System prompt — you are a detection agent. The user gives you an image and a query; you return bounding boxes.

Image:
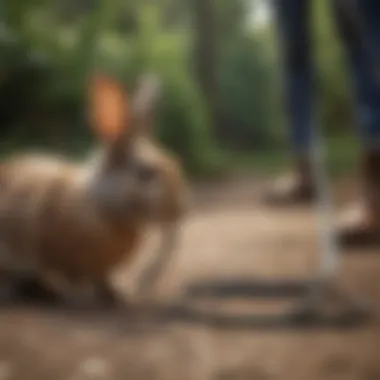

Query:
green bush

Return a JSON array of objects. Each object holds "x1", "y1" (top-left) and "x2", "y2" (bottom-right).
[
  {"x1": 0, "y1": 2, "x2": 226, "y2": 178},
  {"x1": 156, "y1": 67, "x2": 224, "y2": 177},
  {"x1": 217, "y1": 33, "x2": 282, "y2": 151},
  {"x1": 112, "y1": 4, "x2": 225, "y2": 177}
]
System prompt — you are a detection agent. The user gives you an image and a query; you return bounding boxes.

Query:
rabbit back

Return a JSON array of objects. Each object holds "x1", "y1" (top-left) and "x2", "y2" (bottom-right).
[{"x1": 0, "y1": 154, "x2": 142, "y2": 283}]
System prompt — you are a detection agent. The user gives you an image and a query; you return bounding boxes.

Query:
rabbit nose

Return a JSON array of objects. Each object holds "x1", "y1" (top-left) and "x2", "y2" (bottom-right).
[{"x1": 137, "y1": 165, "x2": 156, "y2": 182}]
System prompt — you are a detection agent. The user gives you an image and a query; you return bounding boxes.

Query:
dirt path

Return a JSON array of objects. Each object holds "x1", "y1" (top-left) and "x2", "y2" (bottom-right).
[{"x1": 0, "y1": 177, "x2": 379, "y2": 380}]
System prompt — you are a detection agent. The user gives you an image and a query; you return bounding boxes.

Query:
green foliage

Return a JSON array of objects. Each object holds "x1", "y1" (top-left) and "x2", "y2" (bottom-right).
[
  {"x1": 129, "y1": 4, "x2": 224, "y2": 176},
  {"x1": 214, "y1": 0, "x2": 251, "y2": 40},
  {"x1": 157, "y1": 68, "x2": 224, "y2": 177},
  {"x1": 0, "y1": 1, "x2": 224, "y2": 177},
  {"x1": 117, "y1": 4, "x2": 219, "y2": 176},
  {"x1": 217, "y1": 32, "x2": 283, "y2": 151},
  {"x1": 0, "y1": 0, "x2": 359, "y2": 179}
]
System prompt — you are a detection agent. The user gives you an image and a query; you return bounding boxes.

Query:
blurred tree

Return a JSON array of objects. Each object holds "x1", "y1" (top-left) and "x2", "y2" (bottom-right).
[
  {"x1": 187, "y1": 0, "x2": 262, "y2": 145},
  {"x1": 213, "y1": 0, "x2": 283, "y2": 150},
  {"x1": 189, "y1": 0, "x2": 220, "y2": 137},
  {"x1": 217, "y1": 32, "x2": 282, "y2": 151},
  {"x1": 0, "y1": 0, "x2": 297, "y2": 173},
  {"x1": 214, "y1": 0, "x2": 251, "y2": 41}
]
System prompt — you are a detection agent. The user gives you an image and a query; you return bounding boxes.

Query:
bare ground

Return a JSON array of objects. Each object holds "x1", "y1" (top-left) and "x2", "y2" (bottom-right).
[{"x1": 0, "y1": 176, "x2": 379, "y2": 380}]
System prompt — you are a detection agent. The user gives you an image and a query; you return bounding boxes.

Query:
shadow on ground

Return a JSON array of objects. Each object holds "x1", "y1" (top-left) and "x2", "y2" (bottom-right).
[{"x1": 0, "y1": 177, "x2": 379, "y2": 380}]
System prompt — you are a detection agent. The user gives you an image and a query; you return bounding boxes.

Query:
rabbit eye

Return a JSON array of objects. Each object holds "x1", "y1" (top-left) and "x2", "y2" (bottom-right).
[{"x1": 136, "y1": 164, "x2": 156, "y2": 182}]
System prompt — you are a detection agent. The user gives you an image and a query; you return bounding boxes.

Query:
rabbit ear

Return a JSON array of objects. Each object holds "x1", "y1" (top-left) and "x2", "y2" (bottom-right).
[
  {"x1": 131, "y1": 73, "x2": 161, "y2": 134},
  {"x1": 89, "y1": 74, "x2": 130, "y2": 143}
]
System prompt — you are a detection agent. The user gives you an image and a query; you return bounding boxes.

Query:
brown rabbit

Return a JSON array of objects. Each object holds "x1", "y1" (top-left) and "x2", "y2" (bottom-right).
[{"x1": 0, "y1": 73, "x2": 188, "y2": 306}]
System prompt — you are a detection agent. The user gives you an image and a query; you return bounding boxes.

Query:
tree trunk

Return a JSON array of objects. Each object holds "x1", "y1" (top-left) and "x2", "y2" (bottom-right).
[{"x1": 191, "y1": 0, "x2": 219, "y2": 134}]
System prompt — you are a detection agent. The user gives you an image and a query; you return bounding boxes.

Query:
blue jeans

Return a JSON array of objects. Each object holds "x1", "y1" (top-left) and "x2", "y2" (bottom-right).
[{"x1": 274, "y1": 0, "x2": 380, "y2": 154}]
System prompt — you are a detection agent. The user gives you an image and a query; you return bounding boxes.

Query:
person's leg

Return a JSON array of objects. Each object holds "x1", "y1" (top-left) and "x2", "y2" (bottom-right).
[
  {"x1": 332, "y1": 0, "x2": 380, "y2": 245},
  {"x1": 265, "y1": 0, "x2": 316, "y2": 205}
]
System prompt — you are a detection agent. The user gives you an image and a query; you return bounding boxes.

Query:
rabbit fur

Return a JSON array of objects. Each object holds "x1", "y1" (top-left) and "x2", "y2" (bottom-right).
[{"x1": 0, "y1": 73, "x2": 188, "y2": 306}]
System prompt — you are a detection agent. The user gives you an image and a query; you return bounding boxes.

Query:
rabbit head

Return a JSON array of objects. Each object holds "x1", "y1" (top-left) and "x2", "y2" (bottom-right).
[{"x1": 85, "y1": 73, "x2": 188, "y2": 226}]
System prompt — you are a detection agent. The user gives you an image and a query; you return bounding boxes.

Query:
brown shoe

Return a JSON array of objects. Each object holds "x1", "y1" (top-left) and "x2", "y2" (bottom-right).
[
  {"x1": 264, "y1": 156, "x2": 315, "y2": 206},
  {"x1": 338, "y1": 151, "x2": 380, "y2": 247}
]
